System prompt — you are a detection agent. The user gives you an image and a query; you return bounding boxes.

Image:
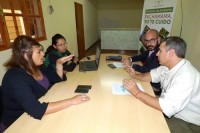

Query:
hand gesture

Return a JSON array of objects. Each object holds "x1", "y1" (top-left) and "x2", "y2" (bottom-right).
[
  {"x1": 56, "y1": 54, "x2": 74, "y2": 65},
  {"x1": 73, "y1": 56, "x2": 79, "y2": 64},
  {"x1": 123, "y1": 79, "x2": 139, "y2": 95},
  {"x1": 125, "y1": 66, "x2": 136, "y2": 78},
  {"x1": 122, "y1": 58, "x2": 132, "y2": 67}
]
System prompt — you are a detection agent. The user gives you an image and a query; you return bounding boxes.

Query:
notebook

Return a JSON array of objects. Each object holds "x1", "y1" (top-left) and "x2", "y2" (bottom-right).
[{"x1": 79, "y1": 46, "x2": 101, "y2": 72}]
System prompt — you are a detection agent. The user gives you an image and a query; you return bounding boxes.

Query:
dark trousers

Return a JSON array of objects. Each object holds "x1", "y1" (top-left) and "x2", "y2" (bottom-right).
[{"x1": 165, "y1": 116, "x2": 200, "y2": 133}]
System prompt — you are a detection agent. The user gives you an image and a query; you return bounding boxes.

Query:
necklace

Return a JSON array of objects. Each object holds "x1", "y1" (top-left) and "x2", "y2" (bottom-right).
[{"x1": 160, "y1": 60, "x2": 186, "y2": 98}]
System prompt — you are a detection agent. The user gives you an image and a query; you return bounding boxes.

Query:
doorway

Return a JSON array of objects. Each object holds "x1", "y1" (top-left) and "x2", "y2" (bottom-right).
[{"x1": 74, "y1": 2, "x2": 85, "y2": 59}]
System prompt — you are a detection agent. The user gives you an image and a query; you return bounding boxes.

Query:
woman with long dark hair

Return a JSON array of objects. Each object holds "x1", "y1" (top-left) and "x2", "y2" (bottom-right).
[{"x1": 0, "y1": 35, "x2": 89, "y2": 132}]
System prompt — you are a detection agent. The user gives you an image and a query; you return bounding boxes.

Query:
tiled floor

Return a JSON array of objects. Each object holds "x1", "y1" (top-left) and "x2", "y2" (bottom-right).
[{"x1": 85, "y1": 40, "x2": 137, "y2": 57}]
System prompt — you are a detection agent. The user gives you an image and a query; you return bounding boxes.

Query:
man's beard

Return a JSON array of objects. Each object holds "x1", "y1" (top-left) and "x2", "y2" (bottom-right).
[{"x1": 147, "y1": 45, "x2": 155, "y2": 51}]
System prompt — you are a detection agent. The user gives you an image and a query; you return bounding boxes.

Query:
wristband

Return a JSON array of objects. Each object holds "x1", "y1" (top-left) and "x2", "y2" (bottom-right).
[
  {"x1": 134, "y1": 90, "x2": 141, "y2": 98},
  {"x1": 129, "y1": 58, "x2": 132, "y2": 62}
]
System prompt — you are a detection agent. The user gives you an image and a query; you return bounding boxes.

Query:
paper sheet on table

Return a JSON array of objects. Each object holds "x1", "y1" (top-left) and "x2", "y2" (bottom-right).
[
  {"x1": 113, "y1": 62, "x2": 124, "y2": 68},
  {"x1": 112, "y1": 83, "x2": 144, "y2": 95}
]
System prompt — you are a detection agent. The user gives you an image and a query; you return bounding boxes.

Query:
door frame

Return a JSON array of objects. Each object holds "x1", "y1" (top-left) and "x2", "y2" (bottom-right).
[{"x1": 74, "y1": 2, "x2": 85, "y2": 59}]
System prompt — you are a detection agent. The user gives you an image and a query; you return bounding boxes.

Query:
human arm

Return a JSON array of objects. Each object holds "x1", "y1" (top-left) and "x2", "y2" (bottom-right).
[
  {"x1": 45, "y1": 94, "x2": 90, "y2": 114},
  {"x1": 5, "y1": 69, "x2": 89, "y2": 119},
  {"x1": 15, "y1": 83, "x2": 90, "y2": 118},
  {"x1": 123, "y1": 79, "x2": 162, "y2": 111},
  {"x1": 132, "y1": 51, "x2": 160, "y2": 73},
  {"x1": 62, "y1": 50, "x2": 79, "y2": 72},
  {"x1": 132, "y1": 57, "x2": 159, "y2": 73},
  {"x1": 130, "y1": 53, "x2": 147, "y2": 62},
  {"x1": 65, "y1": 50, "x2": 79, "y2": 64},
  {"x1": 72, "y1": 56, "x2": 79, "y2": 64},
  {"x1": 7, "y1": 72, "x2": 49, "y2": 119},
  {"x1": 56, "y1": 54, "x2": 74, "y2": 78},
  {"x1": 63, "y1": 62, "x2": 76, "y2": 72},
  {"x1": 122, "y1": 58, "x2": 132, "y2": 67},
  {"x1": 125, "y1": 66, "x2": 152, "y2": 82},
  {"x1": 122, "y1": 52, "x2": 148, "y2": 67}
]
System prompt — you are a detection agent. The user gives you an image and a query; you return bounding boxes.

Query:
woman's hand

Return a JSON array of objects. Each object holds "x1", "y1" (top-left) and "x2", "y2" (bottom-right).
[
  {"x1": 56, "y1": 54, "x2": 74, "y2": 78},
  {"x1": 73, "y1": 56, "x2": 79, "y2": 64},
  {"x1": 69, "y1": 94, "x2": 90, "y2": 105},
  {"x1": 45, "y1": 94, "x2": 90, "y2": 115},
  {"x1": 57, "y1": 54, "x2": 74, "y2": 65}
]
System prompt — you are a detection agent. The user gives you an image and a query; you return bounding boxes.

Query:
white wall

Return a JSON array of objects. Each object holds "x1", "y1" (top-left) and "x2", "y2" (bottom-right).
[
  {"x1": 101, "y1": 28, "x2": 140, "y2": 50},
  {"x1": 171, "y1": 0, "x2": 200, "y2": 70},
  {"x1": 98, "y1": 0, "x2": 144, "y2": 38},
  {"x1": 0, "y1": 49, "x2": 12, "y2": 83},
  {"x1": 0, "y1": 0, "x2": 98, "y2": 84},
  {"x1": 98, "y1": 0, "x2": 144, "y2": 28},
  {"x1": 40, "y1": 0, "x2": 98, "y2": 51}
]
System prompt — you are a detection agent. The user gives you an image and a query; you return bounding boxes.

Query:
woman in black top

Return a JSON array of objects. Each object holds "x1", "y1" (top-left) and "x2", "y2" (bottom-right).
[
  {"x1": 0, "y1": 36, "x2": 90, "y2": 132},
  {"x1": 44, "y1": 34, "x2": 79, "y2": 72}
]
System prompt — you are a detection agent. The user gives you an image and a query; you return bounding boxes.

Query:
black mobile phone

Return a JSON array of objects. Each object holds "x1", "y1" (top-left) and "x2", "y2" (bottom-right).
[
  {"x1": 107, "y1": 64, "x2": 116, "y2": 69},
  {"x1": 74, "y1": 85, "x2": 92, "y2": 93}
]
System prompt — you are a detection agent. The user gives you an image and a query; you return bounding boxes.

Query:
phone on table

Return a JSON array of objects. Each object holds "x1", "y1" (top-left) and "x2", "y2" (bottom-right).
[
  {"x1": 74, "y1": 85, "x2": 92, "y2": 93},
  {"x1": 107, "y1": 64, "x2": 116, "y2": 69}
]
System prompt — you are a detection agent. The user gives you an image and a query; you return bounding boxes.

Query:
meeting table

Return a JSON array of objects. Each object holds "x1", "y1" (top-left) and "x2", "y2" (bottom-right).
[{"x1": 4, "y1": 54, "x2": 170, "y2": 133}]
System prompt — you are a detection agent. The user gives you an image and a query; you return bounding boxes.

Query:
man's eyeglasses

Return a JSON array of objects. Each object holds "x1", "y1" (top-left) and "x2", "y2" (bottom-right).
[{"x1": 145, "y1": 38, "x2": 158, "y2": 44}]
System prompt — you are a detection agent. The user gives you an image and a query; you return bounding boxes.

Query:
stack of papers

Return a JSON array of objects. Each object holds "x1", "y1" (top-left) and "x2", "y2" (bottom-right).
[
  {"x1": 113, "y1": 62, "x2": 124, "y2": 68},
  {"x1": 112, "y1": 83, "x2": 144, "y2": 95}
]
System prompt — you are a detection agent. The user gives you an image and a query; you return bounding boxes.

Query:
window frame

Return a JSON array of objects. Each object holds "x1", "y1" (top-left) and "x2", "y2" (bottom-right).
[{"x1": 0, "y1": 0, "x2": 46, "y2": 51}]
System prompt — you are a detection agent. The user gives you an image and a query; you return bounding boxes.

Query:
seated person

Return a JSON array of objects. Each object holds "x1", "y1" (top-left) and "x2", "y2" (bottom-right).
[
  {"x1": 44, "y1": 33, "x2": 79, "y2": 73},
  {"x1": 123, "y1": 36, "x2": 200, "y2": 133},
  {"x1": 0, "y1": 35, "x2": 90, "y2": 132},
  {"x1": 122, "y1": 29, "x2": 161, "y2": 94}
]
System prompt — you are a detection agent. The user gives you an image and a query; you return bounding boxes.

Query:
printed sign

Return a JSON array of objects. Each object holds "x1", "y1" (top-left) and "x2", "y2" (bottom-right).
[{"x1": 140, "y1": 0, "x2": 177, "y2": 38}]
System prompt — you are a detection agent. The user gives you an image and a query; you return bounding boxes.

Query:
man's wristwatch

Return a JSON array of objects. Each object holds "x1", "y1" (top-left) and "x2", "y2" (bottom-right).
[{"x1": 129, "y1": 58, "x2": 132, "y2": 62}]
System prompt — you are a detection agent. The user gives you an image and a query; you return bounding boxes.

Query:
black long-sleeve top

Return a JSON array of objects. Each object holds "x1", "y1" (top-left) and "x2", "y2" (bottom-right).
[
  {"x1": 1, "y1": 67, "x2": 66, "y2": 127},
  {"x1": 45, "y1": 50, "x2": 76, "y2": 72}
]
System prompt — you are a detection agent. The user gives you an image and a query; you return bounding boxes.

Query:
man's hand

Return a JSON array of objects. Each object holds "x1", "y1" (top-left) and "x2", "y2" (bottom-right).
[
  {"x1": 125, "y1": 66, "x2": 136, "y2": 78},
  {"x1": 123, "y1": 79, "x2": 140, "y2": 95},
  {"x1": 122, "y1": 58, "x2": 132, "y2": 67}
]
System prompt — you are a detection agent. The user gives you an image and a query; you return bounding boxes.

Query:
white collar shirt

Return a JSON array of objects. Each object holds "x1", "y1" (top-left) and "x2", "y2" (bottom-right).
[
  {"x1": 150, "y1": 59, "x2": 200, "y2": 125},
  {"x1": 148, "y1": 50, "x2": 154, "y2": 57}
]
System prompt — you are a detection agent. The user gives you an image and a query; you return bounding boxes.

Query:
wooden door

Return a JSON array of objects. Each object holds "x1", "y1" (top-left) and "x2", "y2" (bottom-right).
[{"x1": 74, "y1": 2, "x2": 85, "y2": 59}]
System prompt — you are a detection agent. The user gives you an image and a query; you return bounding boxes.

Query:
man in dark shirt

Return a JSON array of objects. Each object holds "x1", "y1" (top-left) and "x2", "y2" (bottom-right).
[{"x1": 122, "y1": 29, "x2": 161, "y2": 94}]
